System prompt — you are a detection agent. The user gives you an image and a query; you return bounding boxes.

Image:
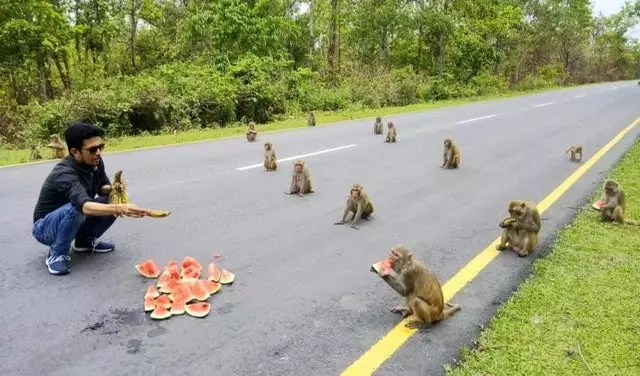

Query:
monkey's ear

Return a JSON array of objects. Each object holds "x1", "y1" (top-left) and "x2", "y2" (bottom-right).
[{"x1": 407, "y1": 252, "x2": 413, "y2": 261}]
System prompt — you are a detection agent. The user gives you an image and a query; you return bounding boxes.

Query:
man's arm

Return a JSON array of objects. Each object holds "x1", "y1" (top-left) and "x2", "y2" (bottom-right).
[{"x1": 56, "y1": 170, "x2": 117, "y2": 216}]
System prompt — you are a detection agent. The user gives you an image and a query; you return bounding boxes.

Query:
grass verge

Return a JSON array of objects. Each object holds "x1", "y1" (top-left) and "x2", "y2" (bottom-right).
[
  {"x1": 0, "y1": 83, "x2": 599, "y2": 167},
  {"x1": 446, "y1": 137, "x2": 640, "y2": 376}
]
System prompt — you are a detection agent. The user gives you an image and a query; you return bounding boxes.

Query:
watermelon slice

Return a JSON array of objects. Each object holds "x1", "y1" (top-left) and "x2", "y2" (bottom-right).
[
  {"x1": 203, "y1": 280, "x2": 222, "y2": 295},
  {"x1": 150, "y1": 305, "x2": 171, "y2": 320},
  {"x1": 592, "y1": 199, "x2": 605, "y2": 211},
  {"x1": 185, "y1": 302, "x2": 211, "y2": 318},
  {"x1": 161, "y1": 262, "x2": 180, "y2": 280},
  {"x1": 219, "y1": 269, "x2": 235, "y2": 285},
  {"x1": 144, "y1": 296, "x2": 155, "y2": 312},
  {"x1": 180, "y1": 265, "x2": 201, "y2": 281},
  {"x1": 145, "y1": 285, "x2": 160, "y2": 299},
  {"x1": 159, "y1": 278, "x2": 180, "y2": 294},
  {"x1": 135, "y1": 260, "x2": 160, "y2": 278},
  {"x1": 190, "y1": 280, "x2": 210, "y2": 301},
  {"x1": 181, "y1": 256, "x2": 202, "y2": 272},
  {"x1": 370, "y1": 259, "x2": 392, "y2": 277},
  {"x1": 155, "y1": 294, "x2": 172, "y2": 309},
  {"x1": 207, "y1": 263, "x2": 222, "y2": 282},
  {"x1": 170, "y1": 296, "x2": 186, "y2": 315}
]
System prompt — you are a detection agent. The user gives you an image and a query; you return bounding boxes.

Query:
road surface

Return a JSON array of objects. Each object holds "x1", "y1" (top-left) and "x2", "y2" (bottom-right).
[{"x1": 1, "y1": 81, "x2": 639, "y2": 376}]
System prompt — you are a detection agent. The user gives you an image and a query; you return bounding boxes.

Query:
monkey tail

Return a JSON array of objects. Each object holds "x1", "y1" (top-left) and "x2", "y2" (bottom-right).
[{"x1": 624, "y1": 218, "x2": 640, "y2": 226}]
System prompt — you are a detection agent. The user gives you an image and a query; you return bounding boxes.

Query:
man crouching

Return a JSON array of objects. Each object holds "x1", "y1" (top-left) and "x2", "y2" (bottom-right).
[{"x1": 32, "y1": 122, "x2": 151, "y2": 276}]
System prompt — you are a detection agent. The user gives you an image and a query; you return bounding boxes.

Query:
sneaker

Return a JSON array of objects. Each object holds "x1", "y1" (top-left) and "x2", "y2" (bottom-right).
[
  {"x1": 46, "y1": 253, "x2": 71, "y2": 275},
  {"x1": 72, "y1": 238, "x2": 115, "y2": 253}
]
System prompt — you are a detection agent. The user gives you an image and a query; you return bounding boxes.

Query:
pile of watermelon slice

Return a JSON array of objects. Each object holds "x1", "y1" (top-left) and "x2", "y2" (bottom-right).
[{"x1": 134, "y1": 256, "x2": 235, "y2": 320}]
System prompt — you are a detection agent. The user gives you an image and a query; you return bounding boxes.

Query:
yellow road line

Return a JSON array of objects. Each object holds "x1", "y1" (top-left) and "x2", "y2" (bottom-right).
[{"x1": 340, "y1": 116, "x2": 640, "y2": 376}]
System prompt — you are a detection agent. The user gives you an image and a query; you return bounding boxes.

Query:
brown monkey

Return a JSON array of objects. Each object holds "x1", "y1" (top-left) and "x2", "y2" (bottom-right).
[
  {"x1": 308, "y1": 111, "x2": 316, "y2": 127},
  {"x1": 496, "y1": 200, "x2": 541, "y2": 257},
  {"x1": 29, "y1": 145, "x2": 42, "y2": 160},
  {"x1": 263, "y1": 142, "x2": 277, "y2": 171},
  {"x1": 565, "y1": 145, "x2": 582, "y2": 162},
  {"x1": 385, "y1": 122, "x2": 397, "y2": 143},
  {"x1": 47, "y1": 135, "x2": 67, "y2": 159},
  {"x1": 333, "y1": 184, "x2": 374, "y2": 230},
  {"x1": 442, "y1": 138, "x2": 461, "y2": 169},
  {"x1": 600, "y1": 179, "x2": 640, "y2": 225},
  {"x1": 375, "y1": 245, "x2": 461, "y2": 329},
  {"x1": 246, "y1": 122, "x2": 257, "y2": 142},
  {"x1": 285, "y1": 159, "x2": 314, "y2": 196},
  {"x1": 373, "y1": 117, "x2": 384, "y2": 135}
]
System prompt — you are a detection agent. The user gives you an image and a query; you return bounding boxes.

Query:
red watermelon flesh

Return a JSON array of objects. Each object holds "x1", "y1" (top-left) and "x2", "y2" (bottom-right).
[
  {"x1": 203, "y1": 280, "x2": 221, "y2": 295},
  {"x1": 145, "y1": 285, "x2": 160, "y2": 299},
  {"x1": 181, "y1": 256, "x2": 202, "y2": 272},
  {"x1": 207, "y1": 263, "x2": 221, "y2": 282},
  {"x1": 185, "y1": 302, "x2": 211, "y2": 318},
  {"x1": 135, "y1": 260, "x2": 160, "y2": 278},
  {"x1": 155, "y1": 294, "x2": 172, "y2": 309},
  {"x1": 190, "y1": 280, "x2": 210, "y2": 301},
  {"x1": 371, "y1": 259, "x2": 392, "y2": 277},
  {"x1": 180, "y1": 265, "x2": 201, "y2": 281},
  {"x1": 150, "y1": 305, "x2": 171, "y2": 320},
  {"x1": 144, "y1": 296, "x2": 155, "y2": 312}
]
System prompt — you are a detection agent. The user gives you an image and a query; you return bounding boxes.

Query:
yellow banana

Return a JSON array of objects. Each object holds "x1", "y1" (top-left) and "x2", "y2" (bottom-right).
[
  {"x1": 108, "y1": 170, "x2": 130, "y2": 204},
  {"x1": 147, "y1": 210, "x2": 171, "y2": 218}
]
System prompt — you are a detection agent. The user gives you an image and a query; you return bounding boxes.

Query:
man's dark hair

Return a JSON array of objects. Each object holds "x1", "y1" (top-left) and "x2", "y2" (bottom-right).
[{"x1": 64, "y1": 122, "x2": 104, "y2": 151}]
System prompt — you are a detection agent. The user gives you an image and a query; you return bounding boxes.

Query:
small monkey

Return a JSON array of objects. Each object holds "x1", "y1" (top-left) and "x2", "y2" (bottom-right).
[
  {"x1": 441, "y1": 138, "x2": 461, "y2": 169},
  {"x1": 496, "y1": 200, "x2": 541, "y2": 257},
  {"x1": 600, "y1": 179, "x2": 640, "y2": 225},
  {"x1": 285, "y1": 159, "x2": 313, "y2": 196},
  {"x1": 246, "y1": 122, "x2": 257, "y2": 142},
  {"x1": 373, "y1": 117, "x2": 384, "y2": 135},
  {"x1": 263, "y1": 142, "x2": 277, "y2": 171},
  {"x1": 307, "y1": 111, "x2": 316, "y2": 127},
  {"x1": 47, "y1": 135, "x2": 67, "y2": 159},
  {"x1": 376, "y1": 245, "x2": 461, "y2": 329},
  {"x1": 565, "y1": 145, "x2": 582, "y2": 162},
  {"x1": 334, "y1": 184, "x2": 374, "y2": 230},
  {"x1": 385, "y1": 122, "x2": 397, "y2": 143},
  {"x1": 29, "y1": 145, "x2": 42, "y2": 160}
]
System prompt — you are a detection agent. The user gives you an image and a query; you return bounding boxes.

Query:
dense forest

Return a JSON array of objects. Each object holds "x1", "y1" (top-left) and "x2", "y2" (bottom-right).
[{"x1": 1, "y1": 0, "x2": 640, "y2": 149}]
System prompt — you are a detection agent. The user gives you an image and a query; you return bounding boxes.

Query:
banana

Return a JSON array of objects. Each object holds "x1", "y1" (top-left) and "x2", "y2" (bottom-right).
[
  {"x1": 147, "y1": 210, "x2": 171, "y2": 218},
  {"x1": 499, "y1": 217, "x2": 517, "y2": 228},
  {"x1": 108, "y1": 170, "x2": 130, "y2": 204}
]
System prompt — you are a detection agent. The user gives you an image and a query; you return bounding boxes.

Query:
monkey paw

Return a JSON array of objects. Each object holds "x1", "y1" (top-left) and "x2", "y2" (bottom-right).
[
  {"x1": 404, "y1": 321, "x2": 424, "y2": 330},
  {"x1": 496, "y1": 244, "x2": 506, "y2": 251},
  {"x1": 333, "y1": 221, "x2": 345, "y2": 225},
  {"x1": 390, "y1": 306, "x2": 409, "y2": 316},
  {"x1": 350, "y1": 224, "x2": 359, "y2": 230}
]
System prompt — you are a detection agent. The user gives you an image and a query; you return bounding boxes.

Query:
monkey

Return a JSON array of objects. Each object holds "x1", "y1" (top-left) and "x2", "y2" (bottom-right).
[
  {"x1": 375, "y1": 245, "x2": 461, "y2": 329},
  {"x1": 246, "y1": 122, "x2": 257, "y2": 142},
  {"x1": 307, "y1": 111, "x2": 316, "y2": 127},
  {"x1": 47, "y1": 135, "x2": 67, "y2": 159},
  {"x1": 29, "y1": 145, "x2": 42, "y2": 160},
  {"x1": 385, "y1": 122, "x2": 397, "y2": 143},
  {"x1": 565, "y1": 145, "x2": 582, "y2": 162},
  {"x1": 600, "y1": 179, "x2": 640, "y2": 226},
  {"x1": 441, "y1": 138, "x2": 461, "y2": 169},
  {"x1": 373, "y1": 117, "x2": 384, "y2": 135},
  {"x1": 263, "y1": 142, "x2": 277, "y2": 171},
  {"x1": 285, "y1": 159, "x2": 314, "y2": 196},
  {"x1": 333, "y1": 184, "x2": 374, "y2": 230},
  {"x1": 496, "y1": 200, "x2": 541, "y2": 257}
]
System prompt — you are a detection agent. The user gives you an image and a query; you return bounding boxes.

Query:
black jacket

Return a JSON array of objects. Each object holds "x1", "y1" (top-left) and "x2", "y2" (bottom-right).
[{"x1": 33, "y1": 156, "x2": 111, "y2": 223}]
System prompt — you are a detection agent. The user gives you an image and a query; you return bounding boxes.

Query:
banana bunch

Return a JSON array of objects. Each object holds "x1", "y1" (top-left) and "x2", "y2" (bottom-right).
[
  {"x1": 108, "y1": 169, "x2": 171, "y2": 219},
  {"x1": 109, "y1": 170, "x2": 130, "y2": 204}
]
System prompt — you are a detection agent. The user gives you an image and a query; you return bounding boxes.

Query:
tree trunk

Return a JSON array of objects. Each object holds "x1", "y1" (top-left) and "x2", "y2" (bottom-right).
[
  {"x1": 36, "y1": 48, "x2": 54, "y2": 103},
  {"x1": 130, "y1": 0, "x2": 139, "y2": 72},
  {"x1": 53, "y1": 52, "x2": 72, "y2": 90},
  {"x1": 309, "y1": 0, "x2": 315, "y2": 55},
  {"x1": 328, "y1": 0, "x2": 340, "y2": 79}
]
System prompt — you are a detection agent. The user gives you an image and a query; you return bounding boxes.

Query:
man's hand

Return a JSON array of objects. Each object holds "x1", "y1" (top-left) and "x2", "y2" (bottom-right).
[{"x1": 116, "y1": 203, "x2": 150, "y2": 218}]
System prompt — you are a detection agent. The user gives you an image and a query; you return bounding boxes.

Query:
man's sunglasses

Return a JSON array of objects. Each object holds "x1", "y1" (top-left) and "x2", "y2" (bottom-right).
[{"x1": 82, "y1": 143, "x2": 105, "y2": 154}]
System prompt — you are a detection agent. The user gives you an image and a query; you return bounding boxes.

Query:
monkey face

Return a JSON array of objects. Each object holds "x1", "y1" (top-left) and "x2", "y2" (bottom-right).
[
  {"x1": 350, "y1": 188, "x2": 361, "y2": 198},
  {"x1": 509, "y1": 203, "x2": 527, "y2": 219},
  {"x1": 376, "y1": 117, "x2": 381, "y2": 122},
  {"x1": 294, "y1": 164, "x2": 303, "y2": 172},
  {"x1": 444, "y1": 140, "x2": 450, "y2": 147},
  {"x1": 264, "y1": 143, "x2": 271, "y2": 150}
]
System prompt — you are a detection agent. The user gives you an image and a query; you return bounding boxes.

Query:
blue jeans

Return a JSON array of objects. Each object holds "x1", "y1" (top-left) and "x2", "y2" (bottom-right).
[{"x1": 32, "y1": 196, "x2": 117, "y2": 256}]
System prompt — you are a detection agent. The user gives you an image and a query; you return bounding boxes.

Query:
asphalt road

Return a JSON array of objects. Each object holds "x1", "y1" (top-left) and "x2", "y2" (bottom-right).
[{"x1": 1, "y1": 81, "x2": 639, "y2": 376}]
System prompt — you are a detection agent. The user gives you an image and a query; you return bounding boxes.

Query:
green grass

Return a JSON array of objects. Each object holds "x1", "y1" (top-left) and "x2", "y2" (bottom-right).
[
  {"x1": 0, "y1": 83, "x2": 601, "y2": 167},
  {"x1": 446, "y1": 138, "x2": 640, "y2": 376}
]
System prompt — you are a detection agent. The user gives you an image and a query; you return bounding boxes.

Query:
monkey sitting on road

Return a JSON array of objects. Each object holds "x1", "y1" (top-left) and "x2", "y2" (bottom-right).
[
  {"x1": 48, "y1": 135, "x2": 67, "y2": 159},
  {"x1": 441, "y1": 138, "x2": 461, "y2": 169},
  {"x1": 496, "y1": 200, "x2": 541, "y2": 257},
  {"x1": 308, "y1": 111, "x2": 316, "y2": 127},
  {"x1": 385, "y1": 122, "x2": 397, "y2": 143},
  {"x1": 373, "y1": 117, "x2": 384, "y2": 135},
  {"x1": 263, "y1": 142, "x2": 277, "y2": 171},
  {"x1": 285, "y1": 159, "x2": 314, "y2": 196},
  {"x1": 246, "y1": 122, "x2": 258, "y2": 142},
  {"x1": 565, "y1": 145, "x2": 582, "y2": 162},
  {"x1": 334, "y1": 184, "x2": 374, "y2": 230},
  {"x1": 374, "y1": 245, "x2": 461, "y2": 329},
  {"x1": 600, "y1": 179, "x2": 640, "y2": 226},
  {"x1": 30, "y1": 145, "x2": 42, "y2": 160}
]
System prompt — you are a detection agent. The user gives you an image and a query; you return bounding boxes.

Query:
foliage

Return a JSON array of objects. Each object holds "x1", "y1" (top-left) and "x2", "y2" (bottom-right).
[{"x1": 1, "y1": 0, "x2": 639, "y2": 148}]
